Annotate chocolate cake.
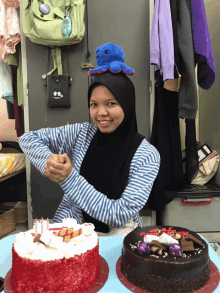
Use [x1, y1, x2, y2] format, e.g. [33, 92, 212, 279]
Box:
[121, 226, 210, 293]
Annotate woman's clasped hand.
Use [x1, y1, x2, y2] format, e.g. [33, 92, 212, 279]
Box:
[44, 153, 73, 183]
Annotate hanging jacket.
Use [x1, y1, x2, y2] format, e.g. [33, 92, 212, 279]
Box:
[191, 0, 215, 90]
[177, 0, 198, 119]
[150, 0, 174, 81]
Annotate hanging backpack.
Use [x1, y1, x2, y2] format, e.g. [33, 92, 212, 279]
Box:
[22, 0, 85, 46]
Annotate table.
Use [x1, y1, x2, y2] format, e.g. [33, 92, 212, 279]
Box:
[0, 234, 219, 292]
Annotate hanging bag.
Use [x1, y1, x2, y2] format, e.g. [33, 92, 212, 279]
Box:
[44, 46, 72, 108]
[22, 0, 85, 47]
[191, 149, 220, 185]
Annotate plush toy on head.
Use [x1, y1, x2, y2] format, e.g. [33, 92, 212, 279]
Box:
[88, 42, 135, 77]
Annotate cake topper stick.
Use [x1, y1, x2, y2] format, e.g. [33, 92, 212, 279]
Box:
[59, 122, 69, 155]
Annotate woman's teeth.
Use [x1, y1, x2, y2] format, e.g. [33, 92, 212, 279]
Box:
[99, 120, 112, 125]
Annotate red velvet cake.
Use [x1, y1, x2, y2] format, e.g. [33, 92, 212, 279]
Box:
[11, 218, 100, 293]
[121, 226, 210, 293]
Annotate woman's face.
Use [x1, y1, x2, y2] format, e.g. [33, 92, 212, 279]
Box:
[90, 85, 125, 133]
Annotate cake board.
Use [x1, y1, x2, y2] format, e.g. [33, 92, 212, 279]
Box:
[116, 257, 220, 293]
[4, 255, 109, 293]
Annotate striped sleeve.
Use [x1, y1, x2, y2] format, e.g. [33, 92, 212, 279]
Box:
[59, 148, 160, 228]
[18, 123, 85, 176]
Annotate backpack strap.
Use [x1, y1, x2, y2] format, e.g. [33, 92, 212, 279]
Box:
[55, 47, 63, 75]
[42, 47, 63, 79]
[65, 0, 71, 10]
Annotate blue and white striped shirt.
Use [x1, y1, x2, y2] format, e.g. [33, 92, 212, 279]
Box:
[19, 122, 160, 228]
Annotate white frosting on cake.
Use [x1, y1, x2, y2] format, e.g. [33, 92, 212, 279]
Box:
[13, 219, 98, 261]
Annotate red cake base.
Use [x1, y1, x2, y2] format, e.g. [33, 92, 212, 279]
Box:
[116, 257, 220, 293]
[10, 244, 101, 293]
[5, 255, 109, 293]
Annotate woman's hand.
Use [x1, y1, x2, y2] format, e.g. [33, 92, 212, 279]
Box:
[44, 153, 73, 183]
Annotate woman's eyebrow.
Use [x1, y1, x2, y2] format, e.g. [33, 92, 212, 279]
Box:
[90, 98, 116, 103]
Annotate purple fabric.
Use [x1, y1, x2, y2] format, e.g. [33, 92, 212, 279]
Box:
[150, 0, 174, 81]
[191, 0, 215, 89]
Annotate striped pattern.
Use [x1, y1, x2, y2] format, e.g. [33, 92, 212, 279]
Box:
[62, 228, 83, 242]
[19, 122, 160, 228]
[54, 227, 74, 237]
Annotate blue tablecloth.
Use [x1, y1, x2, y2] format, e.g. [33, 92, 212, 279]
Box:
[0, 234, 219, 292]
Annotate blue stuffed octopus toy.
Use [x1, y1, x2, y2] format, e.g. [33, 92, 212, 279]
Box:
[88, 42, 135, 77]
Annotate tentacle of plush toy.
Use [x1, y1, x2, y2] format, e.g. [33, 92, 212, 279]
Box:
[88, 42, 135, 77]
[88, 64, 110, 76]
[121, 63, 135, 75]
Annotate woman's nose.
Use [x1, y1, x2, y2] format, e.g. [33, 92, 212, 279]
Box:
[97, 106, 108, 115]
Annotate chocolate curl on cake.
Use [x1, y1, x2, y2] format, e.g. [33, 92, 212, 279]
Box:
[150, 245, 163, 255]
[151, 240, 169, 251]
[63, 228, 82, 242]
[155, 229, 165, 236]
[170, 231, 185, 241]
[54, 227, 74, 237]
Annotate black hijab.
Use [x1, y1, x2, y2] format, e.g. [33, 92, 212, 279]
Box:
[80, 71, 145, 233]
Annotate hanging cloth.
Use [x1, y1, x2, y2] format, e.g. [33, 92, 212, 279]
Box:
[11, 65, 24, 137]
[145, 70, 185, 211]
[80, 72, 145, 233]
[191, 0, 215, 90]
[0, 0, 20, 62]
[177, 0, 198, 120]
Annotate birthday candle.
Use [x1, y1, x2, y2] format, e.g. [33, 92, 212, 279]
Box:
[35, 219, 37, 235]
[41, 217, 43, 234]
[47, 218, 49, 230]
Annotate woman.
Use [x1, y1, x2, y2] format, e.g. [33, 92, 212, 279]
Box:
[19, 71, 160, 236]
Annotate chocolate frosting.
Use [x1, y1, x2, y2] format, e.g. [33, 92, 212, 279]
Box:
[122, 226, 209, 279]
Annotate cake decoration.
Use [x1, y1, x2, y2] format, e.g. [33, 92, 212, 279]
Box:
[137, 242, 151, 255]
[150, 245, 163, 255]
[169, 244, 183, 256]
[121, 226, 210, 293]
[143, 235, 159, 243]
[136, 227, 204, 259]
[61, 228, 82, 242]
[139, 227, 189, 237]
[184, 234, 203, 246]
[150, 240, 169, 251]
[34, 218, 50, 235]
[54, 227, 74, 236]
[170, 231, 185, 241]
[158, 233, 179, 245]
[180, 240, 195, 251]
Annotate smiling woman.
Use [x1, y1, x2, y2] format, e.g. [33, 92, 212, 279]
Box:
[89, 85, 124, 133]
[19, 43, 160, 236]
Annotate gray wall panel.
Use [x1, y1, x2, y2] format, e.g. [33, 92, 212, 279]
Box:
[88, 0, 150, 139]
